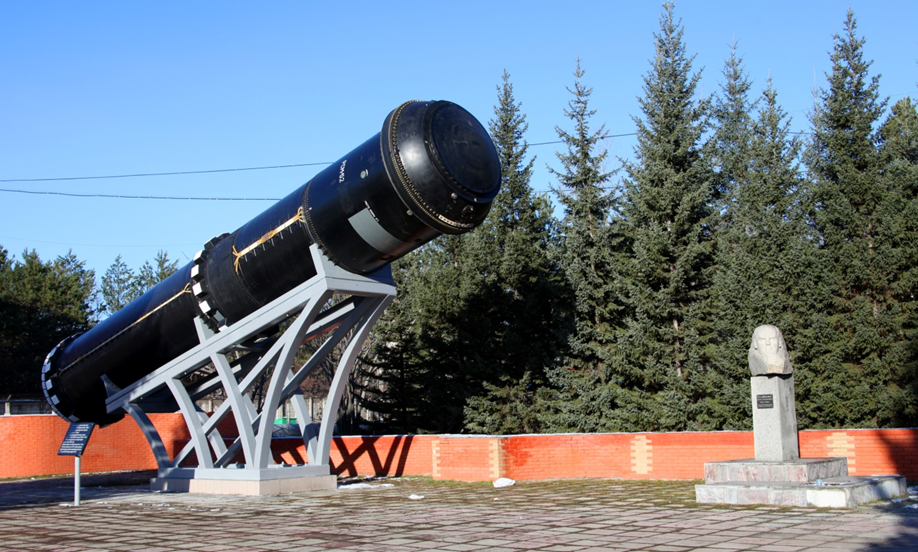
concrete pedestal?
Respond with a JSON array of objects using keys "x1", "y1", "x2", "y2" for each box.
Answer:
[
  {"x1": 695, "y1": 457, "x2": 906, "y2": 507},
  {"x1": 151, "y1": 475, "x2": 338, "y2": 495},
  {"x1": 704, "y1": 457, "x2": 847, "y2": 483},
  {"x1": 751, "y1": 374, "x2": 798, "y2": 461},
  {"x1": 697, "y1": 325, "x2": 906, "y2": 507},
  {"x1": 150, "y1": 465, "x2": 338, "y2": 496},
  {"x1": 696, "y1": 475, "x2": 906, "y2": 508}
]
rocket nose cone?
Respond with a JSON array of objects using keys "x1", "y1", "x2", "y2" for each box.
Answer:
[
  {"x1": 427, "y1": 102, "x2": 501, "y2": 200},
  {"x1": 383, "y1": 100, "x2": 502, "y2": 234}
]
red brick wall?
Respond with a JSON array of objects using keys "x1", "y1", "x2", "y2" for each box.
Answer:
[
  {"x1": 3, "y1": 414, "x2": 916, "y2": 482},
  {"x1": 431, "y1": 436, "x2": 501, "y2": 481},
  {"x1": 273, "y1": 434, "x2": 435, "y2": 477},
  {"x1": 0, "y1": 414, "x2": 189, "y2": 478},
  {"x1": 798, "y1": 428, "x2": 918, "y2": 477}
]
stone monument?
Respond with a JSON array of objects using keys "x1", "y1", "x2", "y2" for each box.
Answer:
[
  {"x1": 748, "y1": 325, "x2": 798, "y2": 461},
  {"x1": 695, "y1": 325, "x2": 905, "y2": 507}
]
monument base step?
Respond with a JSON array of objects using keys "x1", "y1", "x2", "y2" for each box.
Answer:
[
  {"x1": 695, "y1": 475, "x2": 906, "y2": 508},
  {"x1": 705, "y1": 457, "x2": 848, "y2": 483},
  {"x1": 151, "y1": 474, "x2": 338, "y2": 496}
]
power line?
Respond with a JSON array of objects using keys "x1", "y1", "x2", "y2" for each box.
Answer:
[
  {"x1": 530, "y1": 132, "x2": 637, "y2": 146},
  {"x1": 0, "y1": 133, "x2": 643, "y2": 184},
  {"x1": 0, "y1": 188, "x2": 280, "y2": 201},
  {"x1": 0, "y1": 234, "x2": 201, "y2": 249},
  {"x1": 0, "y1": 162, "x2": 332, "y2": 184},
  {"x1": 1, "y1": 128, "x2": 815, "y2": 202}
]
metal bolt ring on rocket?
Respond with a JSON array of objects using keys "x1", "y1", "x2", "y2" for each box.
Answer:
[{"x1": 41, "y1": 100, "x2": 501, "y2": 425}]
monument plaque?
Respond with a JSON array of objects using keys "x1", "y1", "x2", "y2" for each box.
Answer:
[
  {"x1": 58, "y1": 422, "x2": 94, "y2": 507},
  {"x1": 58, "y1": 422, "x2": 94, "y2": 456},
  {"x1": 748, "y1": 325, "x2": 799, "y2": 461},
  {"x1": 696, "y1": 325, "x2": 905, "y2": 507}
]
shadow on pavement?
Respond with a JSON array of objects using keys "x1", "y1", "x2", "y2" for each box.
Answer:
[
  {"x1": 860, "y1": 481, "x2": 918, "y2": 551},
  {"x1": 0, "y1": 470, "x2": 156, "y2": 511}
]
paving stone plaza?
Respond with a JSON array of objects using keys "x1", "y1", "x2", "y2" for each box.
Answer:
[{"x1": 1, "y1": 472, "x2": 916, "y2": 551}]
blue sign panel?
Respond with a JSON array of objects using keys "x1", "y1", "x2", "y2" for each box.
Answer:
[{"x1": 58, "y1": 422, "x2": 95, "y2": 456}]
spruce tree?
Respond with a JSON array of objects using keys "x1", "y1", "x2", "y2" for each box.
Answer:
[
  {"x1": 356, "y1": 254, "x2": 429, "y2": 433},
  {"x1": 710, "y1": 43, "x2": 757, "y2": 221},
  {"x1": 463, "y1": 70, "x2": 559, "y2": 434},
  {"x1": 612, "y1": 1, "x2": 714, "y2": 431},
  {"x1": 101, "y1": 250, "x2": 179, "y2": 316},
  {"x1": 705, "y1": 45, "x2": 757, "y2": 429},
  {"x1": 365, "y1": 72, "x2": 561, "y2": 435},
  {"x1": 872, "y1": 97, "x2": 918, "y2": 425},
  {"x1": 100, "y1": 255, "x2": 136, "y2": 314},
  {"x1": 135, "y1": 250, "x2": 180, "y2": 293},
  {"x1": 879, "y1": 97, "x2": 918, "y2": 163},
  {"x1": 362, "y1": 237, "x2": 480, "y2": 434},
  {"x1": 709, "y1": 78, "x2": 811, "y2": 429},
  {"x1": 801, "y1": 10, "x2": 906, "y2": 428},
  {"x1": 0, "y1": 247, "x2": 96, "y2": 395},
  {"x1": 541, "y1": 59, "x2": 620, "y2": 433}
]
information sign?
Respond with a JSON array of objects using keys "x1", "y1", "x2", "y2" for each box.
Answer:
[
  {"x1": 756, "y1": 394, "x2": 775, "y2": 409},
  {"x1": 58, "y1": 422, "x2": 95, "y2": 456}
]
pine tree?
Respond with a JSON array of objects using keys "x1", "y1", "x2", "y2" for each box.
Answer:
[
  {"x1": 872, "y1": 97, "x2": 918, "y2": 425},
  {"x1": 100, "y1": 255, "x2": 136, "y2": 314},
  {"x1": 463, "y1": 70, "x2": 560, "y2": 434},
  {"x1": 709, "y1": 78, "x2": 811, "y2": 429},
  {"x1": 0, "y1": 247, "x2": 96, "y2": 395},
  {"x1": 801, "y1": 10, "x2": 904, "y2": 428},
  {"x1": 710, "y1": 43, "x2": 757, "y2": 220},
  {"x1": 136, "y1": 250, "x2": 180, "y2": 293},
  {"x1": 540, "y1": 59, "x2": 621, "y2": 433},
  {"x1": 611, "y1": 1, "x2": 714, "y2": 431},
  {"x1": 101, "y1": 250, "x2": 180, "y2": 316}
]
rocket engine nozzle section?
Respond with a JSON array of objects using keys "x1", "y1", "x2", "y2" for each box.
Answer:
[{"x1": 41, "y1": 100, "x2": 500, "y2": 425}]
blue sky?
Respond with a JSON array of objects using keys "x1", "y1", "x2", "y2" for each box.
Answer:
[{"x1": 2, "y1": 1, "x2": 916, "y2": 281}]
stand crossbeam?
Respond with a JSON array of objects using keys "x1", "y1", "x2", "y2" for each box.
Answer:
[{"x1": 104, "y1": 245, "x2": 395, "y2": 495}]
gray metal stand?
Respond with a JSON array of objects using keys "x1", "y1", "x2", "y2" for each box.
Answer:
[{"x1": 103, "y1": 245, "x2": 395, "y2": 495}]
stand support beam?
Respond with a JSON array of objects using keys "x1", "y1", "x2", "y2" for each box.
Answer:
[{"x1": 104, "y1": 245, "x2": 396, "y2": 493}]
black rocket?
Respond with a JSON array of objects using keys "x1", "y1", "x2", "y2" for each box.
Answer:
[{"x1": 41, "y1": 100, "x2": 501, "y2": 425}]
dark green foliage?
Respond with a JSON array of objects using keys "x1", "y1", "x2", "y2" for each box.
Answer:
[
  {"x1": 710, "y1": 43, "x2": 757, "y2": 220},
  {"x1": 362, "y1": 236, "x2": 497, "y2": 433},
  {"x1": 351, "y1": 7, "x2": 918, "y2": 433},
  {"x1": 807, "y1": 11, "x2": 886, "y2": 246},
  {"x1": 100, "y1": 255, "x2": 136, "y2": 314},
  {"x1": 0, "y1": 247, "x2": 96, "y2": 395},
  {"x1": 705, "y1": 45, "x2": 759, "y2": 430},
  {"x1": 100, "y1": 250, "x2": 179, "y2": 315},
  {"x1": 357, "y1": 255, "x2": 429, "y2": 433},
  {"x1": 462, "y1": 70, "x2": 561, "y2": 434},
  {"x1": 709, "y1": 75, "x2": 811, "y2": 430},
  {"x1": 136, "y1": 250, "x2": 180, "y2": 293},
  {"x1": 870, "y1": 97, "x2": 918, "y2": 425},
  {"x1": 800, "y1": 10, "x2": 916, "y2": 428},
  {"x1": 539, "y1": 59, "x2": 624, "y2": 433},
  {"x1": 465, "y1": 372, "x2": 553, "y2": 434},
  {"x1": 357, "y1": 247, "x2": 468, "y2": 434},
  {"x1": 607, "y1": 2, "x2": 715, "y2": 431},
  {"x1": 879, "y1": 98, "x2": 918, "y2": 164},
  {"x1": 362, "y1": 71, "x2": 560, "y2": 434}
]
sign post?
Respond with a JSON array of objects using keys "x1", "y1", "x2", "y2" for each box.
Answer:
[{"x1": 57, "y1": 422, "x2": 95, "y2": 506}]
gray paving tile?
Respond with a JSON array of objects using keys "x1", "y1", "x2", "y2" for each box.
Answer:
[{"x1": 2, "y1": 474, "x2": 917, "y2": 551}]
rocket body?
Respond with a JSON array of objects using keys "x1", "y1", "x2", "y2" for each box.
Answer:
[{"x1": 41, "y1": 100, "x2": 501, "y2": 425}]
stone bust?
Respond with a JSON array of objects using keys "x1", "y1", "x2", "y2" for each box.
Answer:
[{"x1": 748, "y1": 325, "x2": 793, "y2": 376}]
